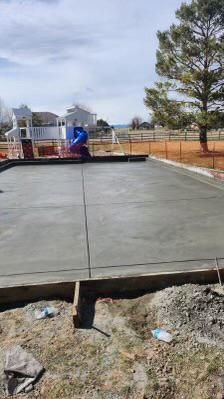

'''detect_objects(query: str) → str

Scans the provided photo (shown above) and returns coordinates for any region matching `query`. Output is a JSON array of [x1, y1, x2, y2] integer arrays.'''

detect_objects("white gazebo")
[[12, 106, 32, 129], [5, 105, 98, 150], [4, 106, 33, 158], [6, 106, 61, 142]]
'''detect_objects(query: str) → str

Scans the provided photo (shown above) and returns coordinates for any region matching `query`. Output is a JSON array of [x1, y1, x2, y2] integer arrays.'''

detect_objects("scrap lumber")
[[72, 281, 81, 328]]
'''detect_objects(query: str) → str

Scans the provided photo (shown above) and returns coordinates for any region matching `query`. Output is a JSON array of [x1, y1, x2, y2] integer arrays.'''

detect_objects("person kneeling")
[[69, 127, 91, 159]]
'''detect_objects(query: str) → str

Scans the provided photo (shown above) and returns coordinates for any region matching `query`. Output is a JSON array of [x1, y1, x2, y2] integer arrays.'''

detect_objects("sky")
[[0, 0, 186, 124]]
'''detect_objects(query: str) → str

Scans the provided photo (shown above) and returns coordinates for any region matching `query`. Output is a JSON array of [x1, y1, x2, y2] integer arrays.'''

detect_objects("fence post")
[[180, 141, 182, 162], [165, 141, 168, 159], [148, 141, 151, 155]]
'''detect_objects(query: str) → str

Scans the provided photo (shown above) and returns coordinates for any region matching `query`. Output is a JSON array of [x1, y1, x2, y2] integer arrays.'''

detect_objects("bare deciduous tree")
[[131, 116, 142, 130], [0, 98, 13, 132], [72, 103, 92, 113]]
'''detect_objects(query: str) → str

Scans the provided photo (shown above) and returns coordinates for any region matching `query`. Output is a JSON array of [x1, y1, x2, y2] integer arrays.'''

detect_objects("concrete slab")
[[0, 207, 88, 283], [0, 165, 83, 207], [86, 161, 224, 277], [87, 198, 224, 275], [0, 165, 89, 286], [1, 160, 224, 286], [84, 162, 224, 204]]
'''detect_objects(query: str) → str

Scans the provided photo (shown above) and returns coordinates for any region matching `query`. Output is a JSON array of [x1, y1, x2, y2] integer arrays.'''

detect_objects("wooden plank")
[[72, 281, 81, 328], [215, 257, 223, 286]]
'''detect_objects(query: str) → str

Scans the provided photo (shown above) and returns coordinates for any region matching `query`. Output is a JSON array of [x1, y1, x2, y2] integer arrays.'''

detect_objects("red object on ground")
[[21, 139, 34, 159], [97, 298, 113, 304]]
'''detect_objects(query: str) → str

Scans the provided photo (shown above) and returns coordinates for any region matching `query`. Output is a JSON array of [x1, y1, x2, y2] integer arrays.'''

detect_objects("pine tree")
[[145, 0, 224, 152]]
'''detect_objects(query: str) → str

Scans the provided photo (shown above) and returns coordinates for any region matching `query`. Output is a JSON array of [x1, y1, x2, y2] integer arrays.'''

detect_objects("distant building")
[[57, 105, 97, 129], [139, 122, 154, 130], [190, 123, 199, 131], [34, 112, 58, 126], [154, 124, 164, 130]]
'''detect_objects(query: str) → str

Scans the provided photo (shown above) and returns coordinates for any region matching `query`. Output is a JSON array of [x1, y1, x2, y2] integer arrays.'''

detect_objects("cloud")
[[0, 1, 98, 65], [0, 0, 186, 123], [0, 57, 19, 68], [37, 0, 60, 2]]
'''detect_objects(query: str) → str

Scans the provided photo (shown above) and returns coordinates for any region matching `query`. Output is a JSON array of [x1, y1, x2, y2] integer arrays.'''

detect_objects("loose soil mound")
[[152, 284, 224, 345]]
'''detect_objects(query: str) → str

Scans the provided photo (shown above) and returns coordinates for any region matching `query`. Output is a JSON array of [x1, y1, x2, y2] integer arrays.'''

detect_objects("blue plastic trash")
[[35, 307, 58, 320], [152, 328, 173, 343]]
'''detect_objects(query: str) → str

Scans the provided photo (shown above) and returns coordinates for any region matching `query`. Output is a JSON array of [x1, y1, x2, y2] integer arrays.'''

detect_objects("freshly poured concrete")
[[1, 161, 224, 286], [0, 165, 88, 286]]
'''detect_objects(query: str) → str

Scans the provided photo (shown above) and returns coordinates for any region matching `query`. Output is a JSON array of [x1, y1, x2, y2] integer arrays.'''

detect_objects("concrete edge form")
[[0, 160, 13, 173], [0, 155, 148, 173], [0, 268, 223, 306], [148, 156, 224, 191]]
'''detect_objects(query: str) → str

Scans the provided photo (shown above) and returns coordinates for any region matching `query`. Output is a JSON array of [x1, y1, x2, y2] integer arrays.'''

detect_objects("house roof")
[[139, 122, 151, 127], [34, 112, 58, 124], [12, 107, 32, 119], [59, 106, 95, 119], [58, 111, 78, 119]]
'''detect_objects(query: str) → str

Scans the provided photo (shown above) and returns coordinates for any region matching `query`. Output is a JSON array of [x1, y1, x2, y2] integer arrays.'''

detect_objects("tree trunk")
[[200, 126, 209, 153]]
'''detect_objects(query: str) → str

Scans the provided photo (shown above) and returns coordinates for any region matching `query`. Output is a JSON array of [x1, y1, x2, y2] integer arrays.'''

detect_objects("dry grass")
[[0, 293, 224, 399]]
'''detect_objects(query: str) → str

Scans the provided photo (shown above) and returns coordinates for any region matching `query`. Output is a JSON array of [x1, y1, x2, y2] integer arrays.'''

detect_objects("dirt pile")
[[152, 284, 224, 345]]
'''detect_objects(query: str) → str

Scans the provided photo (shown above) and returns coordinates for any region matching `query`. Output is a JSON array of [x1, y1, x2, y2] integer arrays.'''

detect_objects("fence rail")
[[114, 129, 224, 142]]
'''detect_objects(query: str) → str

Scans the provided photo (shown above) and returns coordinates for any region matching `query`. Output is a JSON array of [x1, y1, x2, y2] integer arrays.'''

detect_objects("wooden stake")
[[72, 281, 81, 328], [215, 257, 222, 286]]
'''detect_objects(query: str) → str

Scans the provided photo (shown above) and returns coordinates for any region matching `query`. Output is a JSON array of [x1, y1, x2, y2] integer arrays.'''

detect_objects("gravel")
[[152, 284, 224, 345]]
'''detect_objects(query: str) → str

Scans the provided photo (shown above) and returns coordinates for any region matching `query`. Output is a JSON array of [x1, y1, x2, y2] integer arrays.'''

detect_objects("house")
[[57, 105, 97, 129], [139, 121, 154, 130], [33, 112, 58, 127], [154, 124, 165, 130], [57, 105, 97, 140]]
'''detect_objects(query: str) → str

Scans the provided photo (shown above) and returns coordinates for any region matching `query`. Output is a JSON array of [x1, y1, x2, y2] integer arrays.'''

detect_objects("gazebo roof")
[[12, 107, 32, 120]]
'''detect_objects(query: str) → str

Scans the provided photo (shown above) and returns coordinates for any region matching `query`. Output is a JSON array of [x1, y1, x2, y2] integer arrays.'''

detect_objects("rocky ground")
[[0, 284, 224, 399], [152, 284, 224, 345]]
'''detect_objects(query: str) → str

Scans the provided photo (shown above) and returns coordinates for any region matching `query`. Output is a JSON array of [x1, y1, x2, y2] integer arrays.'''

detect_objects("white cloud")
[[0, 0, 185, 123]]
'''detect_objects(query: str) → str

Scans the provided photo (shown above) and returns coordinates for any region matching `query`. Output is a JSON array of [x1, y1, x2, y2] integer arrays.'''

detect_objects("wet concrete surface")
[[1, 160, 224, 286]]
